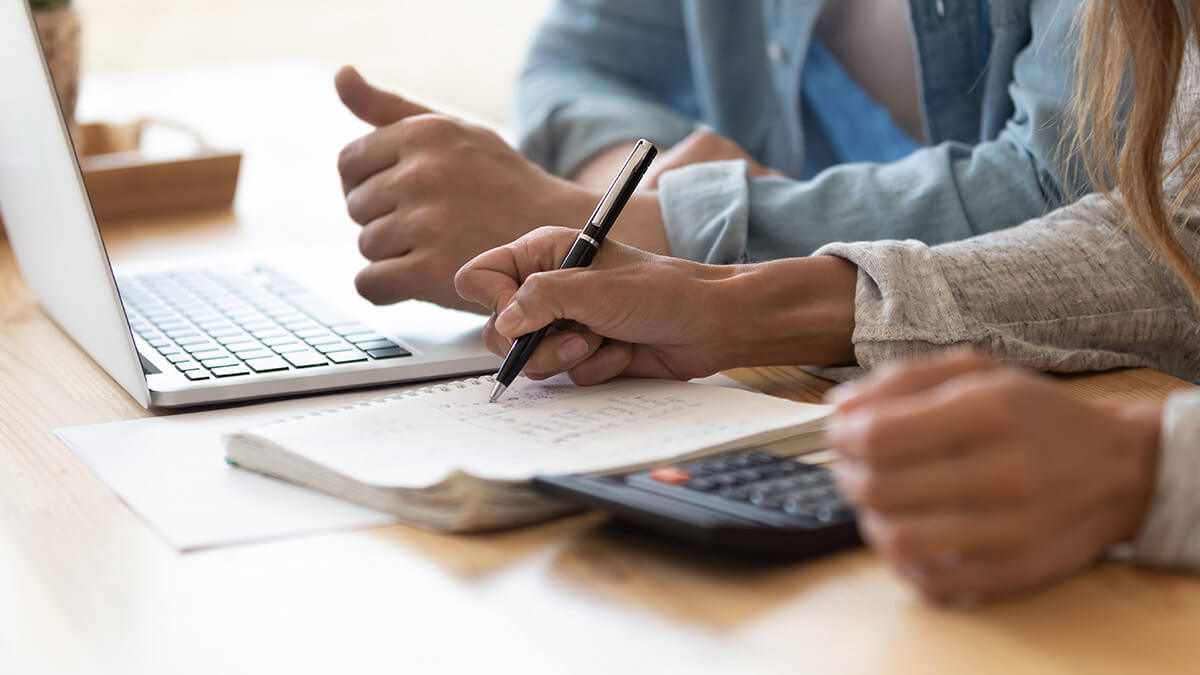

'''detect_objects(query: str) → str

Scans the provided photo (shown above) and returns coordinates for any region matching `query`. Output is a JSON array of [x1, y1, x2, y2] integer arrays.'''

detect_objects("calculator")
[[534, 448, 862, 558]]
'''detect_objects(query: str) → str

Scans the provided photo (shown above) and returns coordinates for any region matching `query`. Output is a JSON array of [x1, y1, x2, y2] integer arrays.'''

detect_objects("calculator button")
[[650, 466, 693, 485], [684, 477, 717, 492]]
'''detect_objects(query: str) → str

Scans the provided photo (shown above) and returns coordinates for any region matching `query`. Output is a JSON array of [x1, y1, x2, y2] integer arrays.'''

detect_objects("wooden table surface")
[[3, 63, 1200, 675]]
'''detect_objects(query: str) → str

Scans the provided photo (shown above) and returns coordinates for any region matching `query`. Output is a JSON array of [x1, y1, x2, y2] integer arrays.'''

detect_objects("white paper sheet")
[[56, 374, 757, 551]]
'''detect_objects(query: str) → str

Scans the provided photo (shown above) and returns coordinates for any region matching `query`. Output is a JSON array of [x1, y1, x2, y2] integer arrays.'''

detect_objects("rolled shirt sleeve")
[[514, 0, 698, 178], [654, 0, 1083, 264], [1135, 393, 1200, 571]]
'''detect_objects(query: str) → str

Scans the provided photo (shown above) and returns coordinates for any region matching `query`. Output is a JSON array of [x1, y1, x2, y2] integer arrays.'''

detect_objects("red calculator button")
[[650, 466, 693, 485]]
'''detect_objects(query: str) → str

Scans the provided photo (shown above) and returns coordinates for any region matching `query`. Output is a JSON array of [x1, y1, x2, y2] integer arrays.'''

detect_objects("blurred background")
[[73, 0, 554, 124]]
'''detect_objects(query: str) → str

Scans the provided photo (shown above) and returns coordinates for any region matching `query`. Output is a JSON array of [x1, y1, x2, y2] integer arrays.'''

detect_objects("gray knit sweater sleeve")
[[809, 57, 1200, 570], [812, 194, 1200, 381]]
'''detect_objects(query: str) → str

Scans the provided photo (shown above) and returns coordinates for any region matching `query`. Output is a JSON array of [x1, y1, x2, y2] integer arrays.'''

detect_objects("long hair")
[[1075, 0, 1200, 305]]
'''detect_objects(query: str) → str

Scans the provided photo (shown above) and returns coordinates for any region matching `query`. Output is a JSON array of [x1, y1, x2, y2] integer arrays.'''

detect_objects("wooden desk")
[[4, 65, 1200, 675]]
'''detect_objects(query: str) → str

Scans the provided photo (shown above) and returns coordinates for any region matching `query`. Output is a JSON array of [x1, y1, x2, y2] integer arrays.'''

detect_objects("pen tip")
[[488, 381, 507, 403]]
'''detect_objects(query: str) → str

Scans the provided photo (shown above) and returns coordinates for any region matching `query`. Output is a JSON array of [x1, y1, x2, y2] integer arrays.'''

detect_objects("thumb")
[[494, 270, 596, 338], [334, 65, 433, 127]]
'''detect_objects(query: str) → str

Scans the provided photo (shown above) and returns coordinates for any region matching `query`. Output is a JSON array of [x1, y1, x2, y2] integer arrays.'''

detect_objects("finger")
[[337, 124, 406, 195], [644, 130, 733, 189], [344, 167, 401, 226], [354, 255, 427, 306], [858, 509, 1039, 568], [567, 340, 635, 386], [493, 269, 600, 338], [750, 167, 789, 179], [520, 327, 606, 378], [908, 508, 1120, 604], [826, 348, 998, 411], [834, 442, 1035, 512], [454, 227, 582, 312], [828, 374, 1009, 468], [480, 314, 513, 358], [357, 214, 410, 262], [334, 65, 433, 127]]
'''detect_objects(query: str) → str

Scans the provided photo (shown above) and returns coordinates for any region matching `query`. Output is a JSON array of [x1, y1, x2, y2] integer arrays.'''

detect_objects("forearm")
[[708, 255, 857, 369], [569, 141, 640, 189]]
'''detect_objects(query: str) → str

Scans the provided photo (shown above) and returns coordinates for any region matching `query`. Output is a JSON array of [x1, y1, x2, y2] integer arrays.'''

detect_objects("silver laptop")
[[0, 0, 498, 408]]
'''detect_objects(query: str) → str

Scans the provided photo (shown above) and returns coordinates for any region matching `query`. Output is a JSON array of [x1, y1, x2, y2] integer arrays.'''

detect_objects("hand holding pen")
[[486, 140, 658, 401]]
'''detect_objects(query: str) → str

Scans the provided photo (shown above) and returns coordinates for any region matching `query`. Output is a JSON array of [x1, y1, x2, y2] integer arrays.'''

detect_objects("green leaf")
[[29, 0, 72, 9]]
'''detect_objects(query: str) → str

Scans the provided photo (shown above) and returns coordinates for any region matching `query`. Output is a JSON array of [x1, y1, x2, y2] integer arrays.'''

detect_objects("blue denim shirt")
[[515, 0, 1087, 264]]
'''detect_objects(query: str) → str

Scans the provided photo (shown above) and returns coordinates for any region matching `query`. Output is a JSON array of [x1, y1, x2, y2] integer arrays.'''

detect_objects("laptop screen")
[[0, 0, 149, 406]]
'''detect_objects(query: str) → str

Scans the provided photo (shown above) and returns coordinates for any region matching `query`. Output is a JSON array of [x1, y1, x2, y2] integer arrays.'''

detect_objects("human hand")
[[827, 350, 1163, 605], [643, 129, 788, 189], [454, 226, 734, 382], [455, 226, 858, 383], [335, 66, 606, 312]]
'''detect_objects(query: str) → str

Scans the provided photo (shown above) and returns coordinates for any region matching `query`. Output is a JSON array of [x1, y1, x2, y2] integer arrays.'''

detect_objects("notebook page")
[[242, 378, 829, 487]]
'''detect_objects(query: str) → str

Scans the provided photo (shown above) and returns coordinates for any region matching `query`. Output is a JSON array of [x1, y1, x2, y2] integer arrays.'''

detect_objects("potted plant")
[[31, 0, 81, 124]]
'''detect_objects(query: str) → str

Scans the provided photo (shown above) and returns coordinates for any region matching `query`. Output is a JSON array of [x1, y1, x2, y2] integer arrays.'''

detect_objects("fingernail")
[[495, 303, 524, 335], [558, 335, 589, 362]]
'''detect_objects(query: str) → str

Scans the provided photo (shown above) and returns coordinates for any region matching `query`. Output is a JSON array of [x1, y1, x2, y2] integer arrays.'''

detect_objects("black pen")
[[488, 139, 658, 402]]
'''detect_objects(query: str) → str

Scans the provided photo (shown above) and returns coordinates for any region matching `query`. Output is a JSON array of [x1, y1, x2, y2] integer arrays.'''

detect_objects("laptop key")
[[224, 341, 263, 353], [356, 339, 399, 351], [366, 346, 412, 359], [282, 351, 329, 368], [182, 343, 222, 355], [245, 356, 290, 373], [347, 333, 386, 345], [236, 348, 274, 360], [174, 360, 203, 371], [314, 341, 354, 354], [215, 333, 253, 345], [199, 357, 240, 369], [164, 352, 193, 363], [325, 350, 368, 364], [261, 335, 299, 347], [293, 327, 331, 339], [271, 342, 310, 354], [303, 335, 342, 346], [210, 365, 251, 377], [332, 323, 370, 336], [189, 348, 228, 361], [183, 370, 212, 380]]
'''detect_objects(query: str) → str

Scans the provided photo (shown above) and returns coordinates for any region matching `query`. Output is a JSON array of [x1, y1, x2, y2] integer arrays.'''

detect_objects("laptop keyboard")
[[116, 265, 411, 381]]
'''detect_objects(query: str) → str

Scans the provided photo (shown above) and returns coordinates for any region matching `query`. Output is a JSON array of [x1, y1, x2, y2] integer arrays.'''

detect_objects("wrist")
[[709, 255, 857, 369], [548, 181, 671, 255], [1107, 400, 1165, 541]]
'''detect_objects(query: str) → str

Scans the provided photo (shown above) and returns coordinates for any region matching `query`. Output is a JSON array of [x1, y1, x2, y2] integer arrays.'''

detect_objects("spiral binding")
[[255, 375, 496, 429]]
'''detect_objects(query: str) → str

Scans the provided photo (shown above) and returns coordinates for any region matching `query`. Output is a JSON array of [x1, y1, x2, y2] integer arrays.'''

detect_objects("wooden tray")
[[74, 119, 241, 223]]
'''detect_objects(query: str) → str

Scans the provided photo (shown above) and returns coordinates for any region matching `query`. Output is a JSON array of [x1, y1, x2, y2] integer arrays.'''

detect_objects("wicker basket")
[[33, 6, 81, 124]]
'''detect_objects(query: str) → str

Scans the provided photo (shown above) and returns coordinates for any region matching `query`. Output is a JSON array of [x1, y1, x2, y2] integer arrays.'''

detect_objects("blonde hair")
[[1075, 0, 1200, 305]]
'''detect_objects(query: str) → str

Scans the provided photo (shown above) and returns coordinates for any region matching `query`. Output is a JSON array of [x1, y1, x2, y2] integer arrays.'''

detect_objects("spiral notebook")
[[223, 376, 832, 532]]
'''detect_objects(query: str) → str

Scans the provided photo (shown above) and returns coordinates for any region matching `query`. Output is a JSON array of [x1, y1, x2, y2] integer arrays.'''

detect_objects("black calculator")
[[534, 448, 861, 558]]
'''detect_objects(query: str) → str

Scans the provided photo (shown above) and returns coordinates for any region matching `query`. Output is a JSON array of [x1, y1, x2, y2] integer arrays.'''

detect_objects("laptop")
[[0, 0, 498, 408]]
